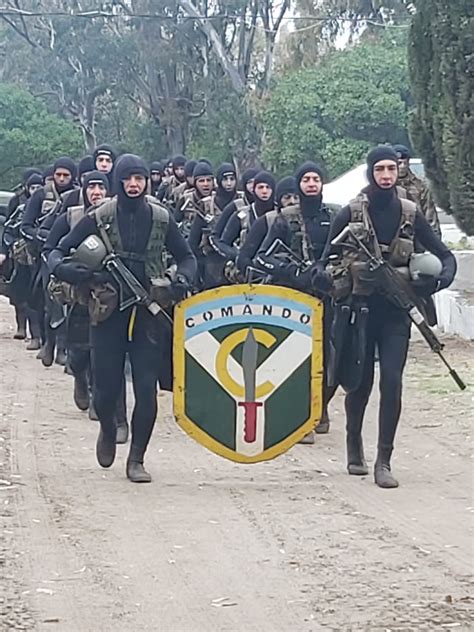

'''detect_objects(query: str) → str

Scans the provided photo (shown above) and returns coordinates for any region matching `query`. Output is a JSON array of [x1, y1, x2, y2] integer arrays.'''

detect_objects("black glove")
[[412, 274, 440, 296], [278, 262, 299, 279], [91, 270, 112, 285], [54, 262, 93, 285], [170, 274, 189, 303], [311, 267, 334, 293]]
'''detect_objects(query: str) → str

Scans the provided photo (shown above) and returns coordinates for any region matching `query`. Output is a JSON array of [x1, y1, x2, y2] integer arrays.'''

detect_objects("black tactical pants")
[[345, 297, 410, 451], [91, 307, 160, 453]]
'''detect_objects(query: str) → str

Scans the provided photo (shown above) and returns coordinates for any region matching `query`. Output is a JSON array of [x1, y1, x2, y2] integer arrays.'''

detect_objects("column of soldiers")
[[0, 144, 456, 487]]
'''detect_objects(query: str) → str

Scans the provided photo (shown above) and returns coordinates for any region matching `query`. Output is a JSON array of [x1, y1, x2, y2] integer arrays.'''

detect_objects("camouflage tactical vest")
[[93, 196, 169, 280], [264, 205, 312, 262], [40, 181, 61, 217], [332, 193, 417, 298], [67, 204, 87, 230]]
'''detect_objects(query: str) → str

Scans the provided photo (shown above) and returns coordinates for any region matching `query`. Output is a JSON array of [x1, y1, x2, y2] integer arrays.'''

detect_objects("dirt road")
[[0, 296, 473, 631]]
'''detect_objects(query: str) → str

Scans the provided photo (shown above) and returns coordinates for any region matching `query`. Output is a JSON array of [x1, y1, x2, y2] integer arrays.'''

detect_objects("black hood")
[[365, 145, 399, 205], [294, 161, 324, 215], [114, 153, 149, 211], [53, 156, 77, 194], [25, 173, 44, 197], [241, 168, 259, 204], [215, 162, 237, 208], [82, 170, 110, 209], [253, 170, 275, 214], [78, 155, 95, 179], [275, 176, 296, 209]]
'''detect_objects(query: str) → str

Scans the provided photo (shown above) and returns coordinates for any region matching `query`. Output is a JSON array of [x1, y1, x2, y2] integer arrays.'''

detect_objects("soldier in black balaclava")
[[215, 163, 238, 212], [323, 145, 457, 487], [49, 154, 196, 483], [6, 167, 43, 218], [93, 144, 116, 189], [213, 170, 275, 266], [21, 156, 78, 366], [149, 161, 164, 197], [241, 167, 258, 205], [1, 173, 44, 345]]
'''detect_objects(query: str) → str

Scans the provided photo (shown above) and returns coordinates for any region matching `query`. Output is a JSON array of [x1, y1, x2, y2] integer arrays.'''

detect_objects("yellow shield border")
[[173, 284, 324, 463]]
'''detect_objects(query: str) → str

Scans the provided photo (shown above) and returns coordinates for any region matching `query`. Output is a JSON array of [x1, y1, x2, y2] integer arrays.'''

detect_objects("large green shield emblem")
[[173, 284, 323, 463]]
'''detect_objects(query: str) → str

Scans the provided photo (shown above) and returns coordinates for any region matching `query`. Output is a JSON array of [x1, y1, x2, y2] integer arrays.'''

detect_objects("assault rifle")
[[103, 252, 173, 324], [331, 227, 466, 391]]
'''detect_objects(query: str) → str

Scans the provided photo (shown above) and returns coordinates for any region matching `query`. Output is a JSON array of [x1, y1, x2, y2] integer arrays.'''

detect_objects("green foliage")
[[409, 0, 474, 235], [261, 34, 411, 178], [0, 83, 83, 188]]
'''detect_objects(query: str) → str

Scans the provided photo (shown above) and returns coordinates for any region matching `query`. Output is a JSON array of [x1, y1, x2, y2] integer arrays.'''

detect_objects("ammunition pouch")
[[48, 277, 74, 306], [88, 282, 118, 325], [388, 237, 414, 267], [149, 277, 173, 308], [12, 238, 34, 266], [327, 261, 352, 300]]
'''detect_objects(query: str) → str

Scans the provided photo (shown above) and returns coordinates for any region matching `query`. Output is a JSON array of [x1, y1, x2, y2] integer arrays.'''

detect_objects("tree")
[[261, 33, 411, 178], [0, 83, 83, 188], [409, 0, 474, 234]]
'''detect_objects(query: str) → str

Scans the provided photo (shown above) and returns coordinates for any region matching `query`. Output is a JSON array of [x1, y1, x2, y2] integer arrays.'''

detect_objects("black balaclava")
[[253, 171, 276, 214], [25, 173, 44, 197], [241, 168, 259, 204], [150, 161, 163, 195], [53, 157, 77, 194], [295, 161, 324, 216], [366, 145, 399, 206], [78, 155, 95, 180], [82, 171, 110, 210], [192, 162, 214, 199], [198, 157, 213, 168], [22, 167, 42, 186], [215, 162, 237, 209], [172, 154, 187, 183], [275, 176, 296, 210], [43, 165, 54, 180], [184, 159, 197, 184], [93, 144, 116, 165], [393, 144, 411, 160], [114, 153, 149, 212], [93, 144, 116, 188]]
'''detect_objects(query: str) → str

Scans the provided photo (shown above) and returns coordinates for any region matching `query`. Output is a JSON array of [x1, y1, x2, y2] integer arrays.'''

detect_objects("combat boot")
[[14, 307, 27, 340], [26, 338, 41, 351], [41, 340, 55, 367], [126, 445, 151, 483], [55, 346, 67, 366], [374, 445, 399, 488], [346, 433, 368, 475], [73, 372, 90, 411], [116, 419, 129, 444], [96, 428, 116, 468], [316, 408, 330, 434]]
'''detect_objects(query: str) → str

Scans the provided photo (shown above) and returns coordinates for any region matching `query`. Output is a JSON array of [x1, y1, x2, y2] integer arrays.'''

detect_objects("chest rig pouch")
[[199, 194, 221, 255]]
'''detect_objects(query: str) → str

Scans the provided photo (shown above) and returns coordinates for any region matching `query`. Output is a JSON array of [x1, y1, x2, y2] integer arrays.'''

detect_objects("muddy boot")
[[126, 445, 151, 483], [374, 446, 399, 488], [26, 338, 41, 351], [347, 434, 368, 476], [41, 340, 55, 367], [73, 372, 90, 411], [298, 430, 315, 444], [316, 408, 330, 435], [55, 346, 67, 367], [96, 428, 116, 468], [14, 306, 27, 340]]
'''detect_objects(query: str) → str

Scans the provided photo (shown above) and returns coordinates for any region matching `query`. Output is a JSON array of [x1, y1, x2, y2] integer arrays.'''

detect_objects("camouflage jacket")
[[397, 171, 441, 237]]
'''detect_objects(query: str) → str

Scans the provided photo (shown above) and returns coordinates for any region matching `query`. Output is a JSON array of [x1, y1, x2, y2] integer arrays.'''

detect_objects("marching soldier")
[[324, 145, 456, 487], [93, 144, 117, 189], [49, 154, 196, 483], [5, 168, 42, 218], [211, 170, 277, 270], [150, 161, 165, 197], [168, 159, 197, 210], [21, 157, 78, 367], [0, 173, 44, 346], [157, 155, 187, 203], [253, 162, 335, 440], [393, 144, 441, 238]]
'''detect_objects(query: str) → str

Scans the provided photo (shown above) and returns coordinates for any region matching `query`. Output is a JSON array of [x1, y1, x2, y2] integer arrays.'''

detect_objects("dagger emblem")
[[238, 327, 263, 443]]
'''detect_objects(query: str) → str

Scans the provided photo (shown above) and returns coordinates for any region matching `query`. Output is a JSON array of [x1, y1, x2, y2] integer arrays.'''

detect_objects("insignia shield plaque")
[[173, 285, 323, 463]]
